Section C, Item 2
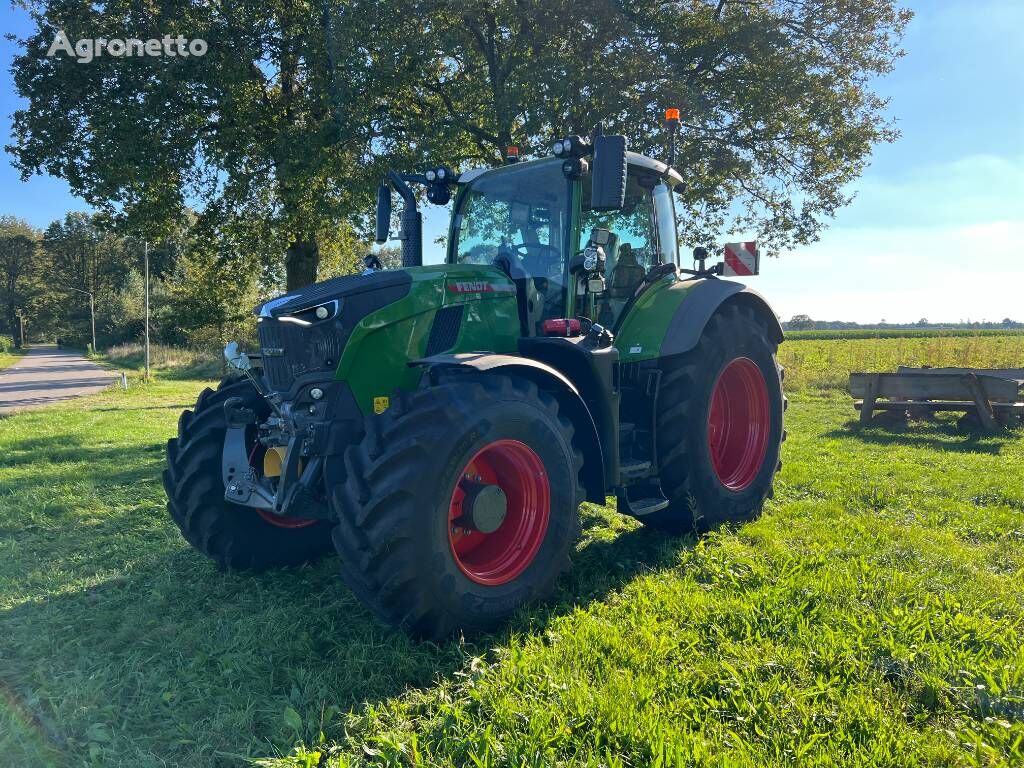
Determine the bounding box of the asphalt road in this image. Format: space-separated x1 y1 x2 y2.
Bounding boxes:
0 346 116 415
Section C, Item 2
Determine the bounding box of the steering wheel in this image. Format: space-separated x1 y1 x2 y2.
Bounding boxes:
512 242 560 262
510 242 562 279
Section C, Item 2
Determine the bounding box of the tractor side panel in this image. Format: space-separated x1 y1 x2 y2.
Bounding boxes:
615 277 781 364
614 277 701 363
336 264 520 414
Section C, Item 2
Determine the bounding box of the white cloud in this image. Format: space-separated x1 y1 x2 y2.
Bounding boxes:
757 219 1024 323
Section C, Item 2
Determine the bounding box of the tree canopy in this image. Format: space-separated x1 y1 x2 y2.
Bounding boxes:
9 0 910 290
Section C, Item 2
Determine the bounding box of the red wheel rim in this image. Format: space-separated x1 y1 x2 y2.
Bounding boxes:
448 440 550 586
247 444 318 529
255 509 318 529
707 357 771 491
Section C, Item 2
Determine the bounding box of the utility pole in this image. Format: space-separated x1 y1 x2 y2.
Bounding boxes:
144 240 151 381
14 308 25 348
89 292 96 354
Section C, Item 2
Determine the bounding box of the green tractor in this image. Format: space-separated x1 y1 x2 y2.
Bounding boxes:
163 123 785 638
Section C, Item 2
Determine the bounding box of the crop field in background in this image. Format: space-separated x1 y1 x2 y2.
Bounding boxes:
0 334 1022 767
785 329 1024 341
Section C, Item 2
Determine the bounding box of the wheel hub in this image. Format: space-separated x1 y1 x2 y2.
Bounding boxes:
458 480 508 534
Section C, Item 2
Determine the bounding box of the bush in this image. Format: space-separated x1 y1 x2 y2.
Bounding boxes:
0 335 14 353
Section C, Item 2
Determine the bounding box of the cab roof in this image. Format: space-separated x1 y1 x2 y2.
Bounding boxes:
458 151 684 188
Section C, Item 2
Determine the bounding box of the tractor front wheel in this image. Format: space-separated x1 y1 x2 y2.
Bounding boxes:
163 378 334 570
331 375 583 638
645 302 785 533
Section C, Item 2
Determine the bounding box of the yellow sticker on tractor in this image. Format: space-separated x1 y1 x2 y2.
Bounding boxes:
373 396 389 414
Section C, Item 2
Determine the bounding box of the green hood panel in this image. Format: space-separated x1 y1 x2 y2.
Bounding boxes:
335 265 520 413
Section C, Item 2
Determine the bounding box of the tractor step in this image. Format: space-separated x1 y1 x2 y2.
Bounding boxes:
623 497 669 516
617 480 670 518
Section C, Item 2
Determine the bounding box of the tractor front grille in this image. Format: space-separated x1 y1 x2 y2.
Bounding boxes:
258 319 312 391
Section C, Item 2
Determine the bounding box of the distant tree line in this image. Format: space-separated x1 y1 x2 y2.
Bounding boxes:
784 314 1022 332
0 212 369 349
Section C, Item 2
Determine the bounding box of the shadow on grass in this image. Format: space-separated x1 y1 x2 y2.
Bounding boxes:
0 429 689 766
0 433 168 489
823 417 1017 455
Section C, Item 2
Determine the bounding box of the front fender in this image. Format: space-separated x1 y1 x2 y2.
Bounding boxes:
412 353 606 503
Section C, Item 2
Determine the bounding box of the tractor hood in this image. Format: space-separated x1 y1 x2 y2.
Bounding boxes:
254 269 412 318
253 264 519 400
254 269 414 395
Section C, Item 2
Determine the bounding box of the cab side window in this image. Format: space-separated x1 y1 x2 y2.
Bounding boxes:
580 170 660 327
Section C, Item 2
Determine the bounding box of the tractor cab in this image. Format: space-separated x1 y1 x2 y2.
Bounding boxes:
447 151 683 336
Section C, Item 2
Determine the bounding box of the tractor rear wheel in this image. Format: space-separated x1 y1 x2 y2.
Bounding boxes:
331 375 583 638
645 302 785 533
163 377 333 570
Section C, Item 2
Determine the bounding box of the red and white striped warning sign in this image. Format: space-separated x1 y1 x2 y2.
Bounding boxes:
722 242 759 277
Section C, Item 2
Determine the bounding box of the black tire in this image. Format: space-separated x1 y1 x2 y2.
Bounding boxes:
331 374 584 638
163 377 334 570
645 302 786 533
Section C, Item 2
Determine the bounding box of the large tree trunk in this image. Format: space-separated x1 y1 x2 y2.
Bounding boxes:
285 238 320 291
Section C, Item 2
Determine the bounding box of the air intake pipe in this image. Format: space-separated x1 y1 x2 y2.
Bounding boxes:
386 171 423 268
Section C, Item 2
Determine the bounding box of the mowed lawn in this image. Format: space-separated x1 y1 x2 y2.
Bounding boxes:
0 349 25 371
0 337 1022 767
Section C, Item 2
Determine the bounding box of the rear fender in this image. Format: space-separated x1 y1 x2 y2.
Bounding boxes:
413 353 607 503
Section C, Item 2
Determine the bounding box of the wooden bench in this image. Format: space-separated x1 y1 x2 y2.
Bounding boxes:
849 371 1024 433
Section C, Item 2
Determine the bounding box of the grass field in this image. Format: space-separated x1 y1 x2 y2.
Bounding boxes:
0 348 25 371
0 336 1022 767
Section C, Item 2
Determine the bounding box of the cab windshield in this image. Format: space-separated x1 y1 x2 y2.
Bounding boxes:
452 159 569 323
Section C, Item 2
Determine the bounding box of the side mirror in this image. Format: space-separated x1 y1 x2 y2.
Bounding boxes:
590 133 627 211
375 182 392 244
589 227 610 246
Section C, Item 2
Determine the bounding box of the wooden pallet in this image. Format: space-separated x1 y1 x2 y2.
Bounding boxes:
849 370 1024 433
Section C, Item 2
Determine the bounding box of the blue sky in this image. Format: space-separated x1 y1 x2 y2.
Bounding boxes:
2 0 1021 323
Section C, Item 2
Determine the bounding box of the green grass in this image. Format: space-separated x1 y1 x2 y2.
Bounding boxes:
0 348 25 371
0 338 1022 767
778 334 1024 393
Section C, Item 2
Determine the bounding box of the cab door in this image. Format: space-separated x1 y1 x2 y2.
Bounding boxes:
576 165 679 329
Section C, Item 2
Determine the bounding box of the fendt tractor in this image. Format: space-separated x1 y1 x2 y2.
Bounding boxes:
164 115 786 638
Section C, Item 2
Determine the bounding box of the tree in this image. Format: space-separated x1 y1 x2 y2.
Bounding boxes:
9 0 401 290
0 217 41 346
788 314 814 330
10 0 910 293
401 0 911 251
